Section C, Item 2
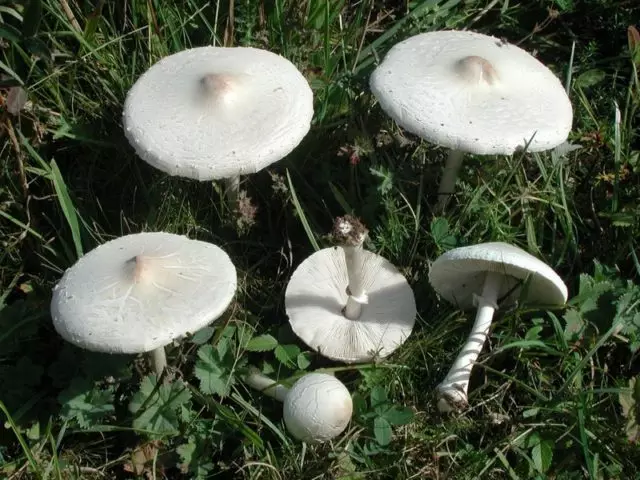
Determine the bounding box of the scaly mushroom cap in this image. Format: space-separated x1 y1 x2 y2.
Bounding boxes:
51 232 237 353
285 247 416 363
369 30 573 154
283 373 353 443
428 242 568 310
123 46 314 180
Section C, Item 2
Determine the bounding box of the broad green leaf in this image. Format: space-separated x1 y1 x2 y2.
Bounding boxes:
532 439 553 473
58 378 115 428
373 416 392 446
177 435 216 478
381 406 414 426
370 386 387 409
194 344 234 397
190 327 215 345
274 344 300 367
563 308 584 341
129 375 191 436
245 334 278 352
297 352 312 370
351 392 367 418
575 68 606 88
430 217 457 251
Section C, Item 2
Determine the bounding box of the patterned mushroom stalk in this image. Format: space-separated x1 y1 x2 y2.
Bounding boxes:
370 30 574 211
243 370 353 443
50 232 237 375
123 46 313 203
285 215 416 363
428 242 568 412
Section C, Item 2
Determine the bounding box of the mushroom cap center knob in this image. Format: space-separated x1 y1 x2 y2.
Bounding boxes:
455 56 499 86
199 73 239 105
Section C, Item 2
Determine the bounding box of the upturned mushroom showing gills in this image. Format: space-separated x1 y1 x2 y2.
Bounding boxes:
122 46 314 203
369 30 573 211
50 232 237 375
428 242 568 412
243 370 353 443
285 215 416 363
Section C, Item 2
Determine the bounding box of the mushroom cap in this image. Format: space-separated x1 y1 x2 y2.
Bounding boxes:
369 30 573 155
283 373 353 443
285 247 416 363
51 232 237 353
428 242 568 310
123 46 314 181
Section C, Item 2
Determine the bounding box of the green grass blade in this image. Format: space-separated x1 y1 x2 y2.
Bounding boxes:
0 401 44 479
286 168 320 251
49 159 84 259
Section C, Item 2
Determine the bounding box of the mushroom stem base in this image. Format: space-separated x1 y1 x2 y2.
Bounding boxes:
224 175 241 204
243 370 289 402
436 270 502 412
344 295 364 319
435 149 465 213
342 243 367 320
151 347 167 376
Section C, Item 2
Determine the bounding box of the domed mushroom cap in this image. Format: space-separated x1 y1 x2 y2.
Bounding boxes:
123 46 314 181
51 232 237 353
285 247 416 363
283 373 353 443
428 242 568 310
370 30 573 155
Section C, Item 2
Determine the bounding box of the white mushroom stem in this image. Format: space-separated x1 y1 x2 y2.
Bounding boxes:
436 270 503 412
224 175 240 204
151 348 167 376
343 243 366 319
435 149 465 213
243 370 289 402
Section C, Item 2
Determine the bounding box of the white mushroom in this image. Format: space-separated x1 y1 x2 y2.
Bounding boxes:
285 215 416 363
123 46 314 202
50 232 237 375
369 30 573 210
243 370 353 443
428 242 568 412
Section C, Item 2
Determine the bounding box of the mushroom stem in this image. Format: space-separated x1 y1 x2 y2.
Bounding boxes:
150 347 167 376
435 149 465 213
343 244 366 319
436 270 502 412
243 370 289 402
224 175 240 204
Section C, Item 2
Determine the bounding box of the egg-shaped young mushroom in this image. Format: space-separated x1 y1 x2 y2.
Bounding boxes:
285 215 416 363
123 46 314 202
243 370 353 443
50 232 237 375
428 242 568 412
370 30 573 210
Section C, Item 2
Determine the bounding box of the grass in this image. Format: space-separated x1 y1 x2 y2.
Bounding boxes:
1 0 640 478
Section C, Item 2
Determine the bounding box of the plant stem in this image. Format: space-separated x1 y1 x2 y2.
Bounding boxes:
224 175 240 204
243 370 289 402
436 270 502 412
151 347 167 376
434 149 465 213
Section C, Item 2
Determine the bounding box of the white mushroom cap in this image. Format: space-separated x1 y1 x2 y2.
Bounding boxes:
123 46 314 180
283 373 353 443
285 247 416 363
428 242 568 310
369 30 573 154
51 232 237 353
